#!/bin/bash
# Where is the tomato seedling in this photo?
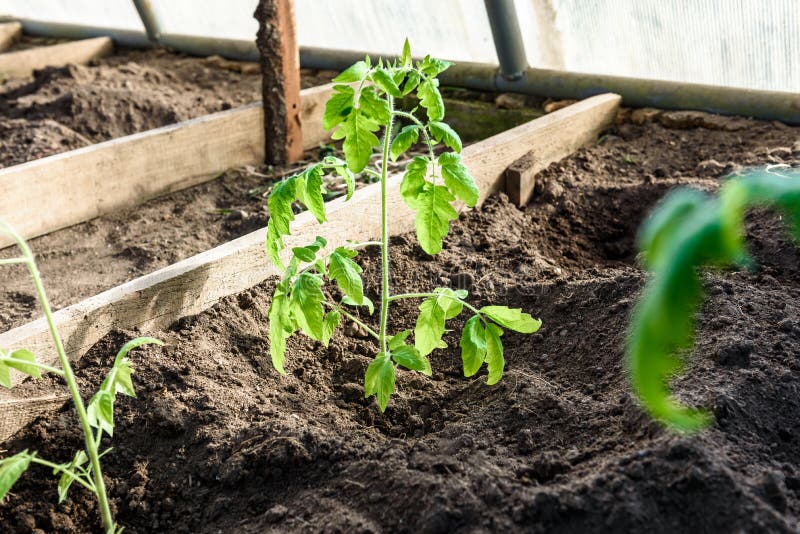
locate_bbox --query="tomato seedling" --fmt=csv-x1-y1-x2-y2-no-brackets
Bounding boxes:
628,169,800,432
266,41,541,410
0,222,162,534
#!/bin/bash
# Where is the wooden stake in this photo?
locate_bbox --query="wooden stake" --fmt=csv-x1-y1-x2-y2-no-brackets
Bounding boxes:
0,36,113,79
0,94,621,441
0,83,339,249
505,93,621,207
254,0,303,164
0,22,22,53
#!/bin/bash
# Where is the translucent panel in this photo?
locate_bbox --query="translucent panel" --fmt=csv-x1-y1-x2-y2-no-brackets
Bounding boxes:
0,0,144,31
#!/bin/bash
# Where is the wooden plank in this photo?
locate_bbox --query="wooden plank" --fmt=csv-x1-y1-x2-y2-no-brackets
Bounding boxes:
256,0,303,164
0,83,339,249
505,93,621,207
0,36,113,78
0,94,621,441
0,22,22,53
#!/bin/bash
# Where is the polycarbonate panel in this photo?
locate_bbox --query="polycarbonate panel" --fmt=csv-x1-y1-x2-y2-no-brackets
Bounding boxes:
0,0,144,31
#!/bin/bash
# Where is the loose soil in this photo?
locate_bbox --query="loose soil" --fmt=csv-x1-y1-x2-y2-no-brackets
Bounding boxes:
1,109,799,532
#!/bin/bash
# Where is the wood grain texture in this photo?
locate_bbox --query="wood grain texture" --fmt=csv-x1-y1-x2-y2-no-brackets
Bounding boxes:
0,22,22,53
504,93,621,206
0,95,620,442
0,36,113,78
0,83,338,249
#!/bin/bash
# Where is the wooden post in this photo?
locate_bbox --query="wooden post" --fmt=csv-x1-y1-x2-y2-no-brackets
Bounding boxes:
254,0,303,164
0,22,22,53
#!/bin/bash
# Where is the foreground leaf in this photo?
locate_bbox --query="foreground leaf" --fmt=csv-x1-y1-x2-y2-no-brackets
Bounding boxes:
269,282,294,374
484,323,505,385
329,248,364,304
418,78,445,121
429,121,462,153
392,345,432,376
56,450,88,504
390,125,420,161
481,306,542,333
460,316,487,376
290,273,326,341
323,85,355,130
412,183,458,255
3,349,42,380
0,451,32,501
439,152,479,207
364,352,396,412
334,60,369,83
414,298,447,356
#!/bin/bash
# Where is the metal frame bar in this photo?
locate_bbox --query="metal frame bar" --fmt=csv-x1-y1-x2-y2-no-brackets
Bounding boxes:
483,0,528,80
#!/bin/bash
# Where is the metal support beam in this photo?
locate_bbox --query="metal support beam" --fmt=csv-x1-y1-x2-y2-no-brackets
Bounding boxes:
483,0,528,80
132,0,163,43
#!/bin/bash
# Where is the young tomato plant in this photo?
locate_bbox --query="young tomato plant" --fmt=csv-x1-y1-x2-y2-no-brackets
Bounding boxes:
628,169,800,432
266,40,541,411
0,222,162,534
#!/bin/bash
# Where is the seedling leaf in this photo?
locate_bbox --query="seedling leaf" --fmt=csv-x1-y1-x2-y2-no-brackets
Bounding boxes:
392,345,432,376
460,315,487,376
484,323,505,385
390,125,420,162
480,306,542,333
439,152,479,207
329,248,364,304
429,121,462,153
0,450,32,501
364,352,395,412
414,298,447,356
418,78,445,121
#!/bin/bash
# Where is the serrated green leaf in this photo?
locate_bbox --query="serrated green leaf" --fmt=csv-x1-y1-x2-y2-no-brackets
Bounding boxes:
429,121,462,153
364,352,396,412
269,283,294,374
57,450,88,504
329,249,364,304
390,125,419,162
266,177,298,267
342,295,375,315
323,85,355,130
433,287,463,319
372,68,402,97
322,310,341,346
414,298,447,356
402,69,421,95
292,247,317,262
460,315,487,377
412,183,458,255
484,323,504,385
439,152,479,207
419,56,453,77
388,330,412,351
392,345,432,376
298,167,327,223
418,78,445,121
454,289,468,299
336,111,380,173
87,390,115,436
290,273,326,341
4,349,41,379
400,156,428,204
480,306,542,333
0,361,9,389
359,86,391,123
0,451,32,501
333,165,356,200
400,38,412,67
334,60,369,83
115,337,163,362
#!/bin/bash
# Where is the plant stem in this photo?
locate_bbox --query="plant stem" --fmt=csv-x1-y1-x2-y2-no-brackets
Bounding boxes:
29,457,96,493
1,357,65,377
0,257,28,266
388,292,483,316
378,96,396,354
322,301,379,340
5,228,116,534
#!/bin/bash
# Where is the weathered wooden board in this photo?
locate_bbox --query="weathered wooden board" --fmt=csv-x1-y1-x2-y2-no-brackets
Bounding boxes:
0,22,22,53
0,94,621,441
505,93,621,206
0,36,113,78
0,83,338,249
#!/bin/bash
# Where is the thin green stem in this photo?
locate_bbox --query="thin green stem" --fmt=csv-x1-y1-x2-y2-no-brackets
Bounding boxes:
1,357,65,377
1,224,116,534
0,257,28,266
323,301,380,340
378,97,396,354
29,456,96,493
388,292,483,316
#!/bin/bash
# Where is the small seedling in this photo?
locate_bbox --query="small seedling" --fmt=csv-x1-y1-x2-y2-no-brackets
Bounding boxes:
265,40,541,411
0,222,162,533
628,169,800,432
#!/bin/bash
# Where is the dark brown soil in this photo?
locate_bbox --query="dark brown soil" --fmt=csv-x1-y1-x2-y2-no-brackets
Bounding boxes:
1,112,799,532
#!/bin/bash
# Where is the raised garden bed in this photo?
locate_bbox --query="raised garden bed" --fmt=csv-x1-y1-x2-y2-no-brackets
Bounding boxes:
1,97,799,533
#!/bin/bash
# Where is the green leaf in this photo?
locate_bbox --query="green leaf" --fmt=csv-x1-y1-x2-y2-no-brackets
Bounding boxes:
418,78,445,121
0,451,32,501
434,287,464,319
57,450,88,504
333,165,356,200
429,121,462,153
414,298,447,356
329,248,364,304
293,246,317,263
0,361,9,389
266,177,298,267
359,86,391,123
402,69,421,95
372,68,402,97
322,310,341,346
115,337,163,361
439,152,479,207
412,183,459,255
4,349,41,379
364,352,396,412
484,323,504,385
336,111,380,173
390,125,420,162
480,306,542,333
269,282,295,374
419,56,453,77
298,167,327,223
342,295,375,315
87,390,115,436
388,330,412,351
460,316,487,377
334,60,369,83
392,345,432,376
400,38,412,67
400,156,428,204
290,273,326,341
323,85,355,130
